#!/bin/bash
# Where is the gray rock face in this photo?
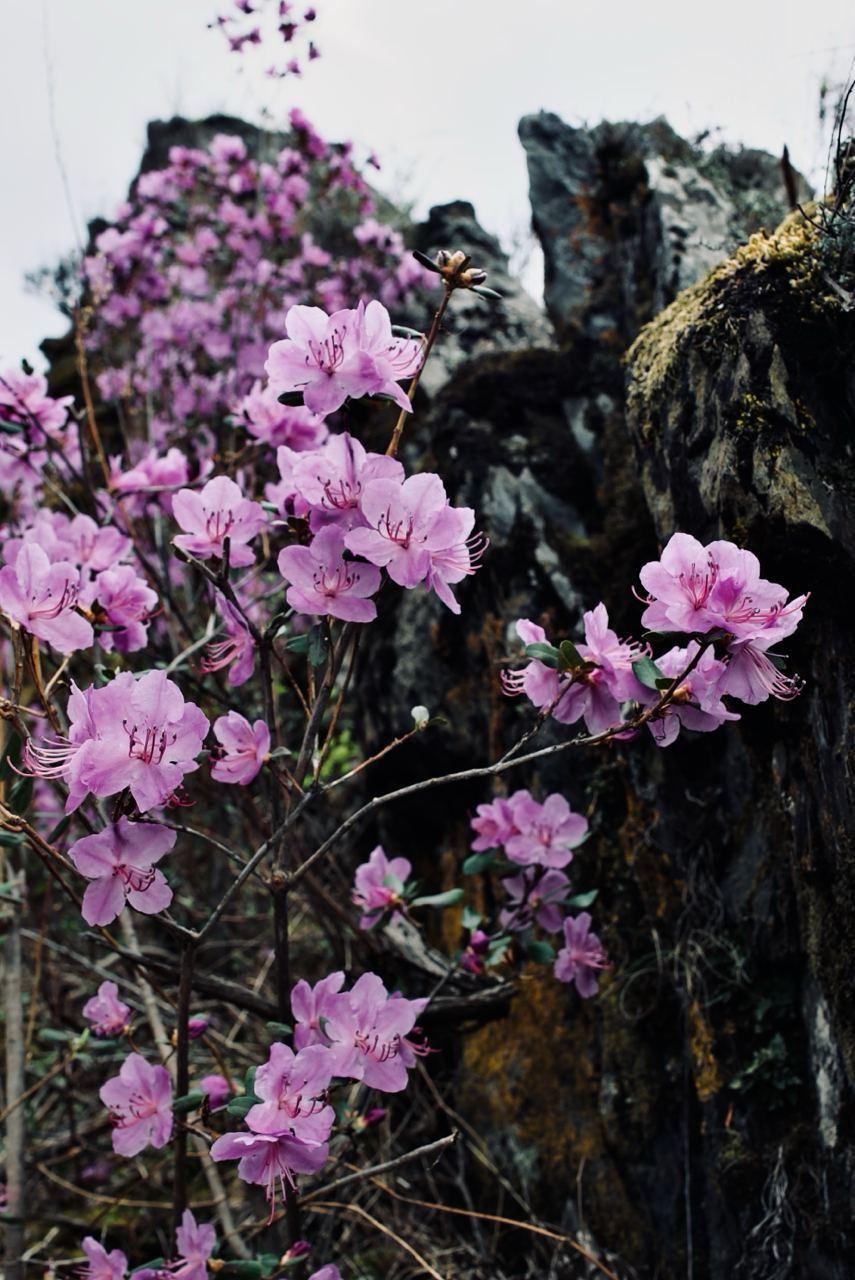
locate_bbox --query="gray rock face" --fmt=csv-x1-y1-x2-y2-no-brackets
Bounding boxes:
518,111,806,339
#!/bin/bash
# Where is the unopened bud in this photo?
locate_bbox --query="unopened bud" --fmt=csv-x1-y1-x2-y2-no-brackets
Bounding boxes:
411,705,430,728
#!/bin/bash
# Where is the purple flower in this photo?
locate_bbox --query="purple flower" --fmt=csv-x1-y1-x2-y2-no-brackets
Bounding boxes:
291,971,346,1050
187,1016,209,1040
309,1269,343,1280
644,641,740,747
638,533,808,648
554,913,609,997
160,1210,216,1280
265,304,378,416
345,473,483,613
173,475,266,567
500,868,571,934
551,603,647,733
210,711,270,785
352,845,412,929
200,1074,231,1109
93,566,157,653
24,669,209,814
99,1052,173,1156
245,1042,335,1137
200,596,256,686
64,515,131,573
460,929,491,975
501,619,563,709
0,542,93,654
352,298,423,411
503,791,588,870
278,526,381,622
77,1238,127,1280
83,981,131,1037
210,1128,329,1206
470,796,516,852
68,819,175,926
290,431,403,532
324,973,429,1092
238,379,329,449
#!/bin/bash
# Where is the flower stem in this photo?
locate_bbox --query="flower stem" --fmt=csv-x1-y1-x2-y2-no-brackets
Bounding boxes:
385,284,453,458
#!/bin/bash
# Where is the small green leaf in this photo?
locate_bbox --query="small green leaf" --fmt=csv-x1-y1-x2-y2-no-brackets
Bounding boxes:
277,390,306,407
524,641,561,669
470,284,502,300
462,850,496,875
565,889,599,909
38,1028,72,1044
130,1259,165,1275
654,676,675,690
172,1089,204,1115
410,888,464,909
226,1095,257,1118
461,906,482,930
523,938,556,964
265,1021,293,1038
559,639,585,670
632,656,666,690
308,625,328,668
487,937,512,965
284,633,310,655
412,248,442,273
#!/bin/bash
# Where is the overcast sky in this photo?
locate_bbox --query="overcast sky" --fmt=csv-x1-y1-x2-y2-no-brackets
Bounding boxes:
3,0,854,367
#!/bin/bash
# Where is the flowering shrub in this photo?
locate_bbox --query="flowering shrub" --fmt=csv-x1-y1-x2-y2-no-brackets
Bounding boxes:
0,9,810,1278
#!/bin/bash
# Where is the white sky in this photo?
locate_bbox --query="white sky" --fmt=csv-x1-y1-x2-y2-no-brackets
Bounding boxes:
3,0,855,367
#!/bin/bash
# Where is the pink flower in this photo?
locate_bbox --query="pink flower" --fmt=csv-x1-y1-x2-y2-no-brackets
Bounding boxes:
352,846,412,929
238,379,329,449
200,597,256,686
501,619,563,709
309,1269,343,1280
24,670,209,814
63,515,131,573
716,637,805,704
554,913,609,997
200,1074,231,1109
345,473,483,613
470,796,516,852
351,298,423,411
209,1128,329,1205
291,971,346,1050
173,475,266,567
638,534,808,647
210,711,270,784
290,431,403,532
644,641,740,747
550,604,647,733
0,542,94,654
93,566,157,653
500,868,571,934
460,929,491,975
83,981,131,1037
68,819,175,926
187,1016,209,1039
324,973,429,1092
110,447,190,517
503,792,588,869
265,304,378,416
77,1238,127,1280
278,526,381,622
245,1042,335,1137
99,1052,173,1156
137,1210,215,1280
0,367,73,437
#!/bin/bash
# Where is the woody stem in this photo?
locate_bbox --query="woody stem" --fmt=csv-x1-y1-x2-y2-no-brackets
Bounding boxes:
385,283,453,458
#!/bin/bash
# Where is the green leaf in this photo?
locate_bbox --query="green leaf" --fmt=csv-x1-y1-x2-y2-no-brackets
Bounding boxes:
565,889,599,910
37,1028,72,1044
412,248,442,273
410,888,464,909
244,1065,257,1095
277,390,306,407
308,624,328,668
462,850,497,875
265,1021,293,1038
559,639,585,670
130,1259,165,1275
654,676,675,690
523,938,556,964
486,937,512,965
45,814,73,844
284,633,310,655
226,1095,257,1118
172,1089,204,1115
524,641,561,669
632,656,666,690
461,906,482,930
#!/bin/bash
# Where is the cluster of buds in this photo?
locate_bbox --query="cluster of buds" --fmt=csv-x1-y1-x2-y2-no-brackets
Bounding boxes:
413,248,501,299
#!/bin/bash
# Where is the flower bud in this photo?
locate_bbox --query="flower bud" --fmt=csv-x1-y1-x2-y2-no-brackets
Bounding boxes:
411,705,430,728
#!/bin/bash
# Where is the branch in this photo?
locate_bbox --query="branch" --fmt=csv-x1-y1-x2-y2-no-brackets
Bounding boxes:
302,1131,457,1202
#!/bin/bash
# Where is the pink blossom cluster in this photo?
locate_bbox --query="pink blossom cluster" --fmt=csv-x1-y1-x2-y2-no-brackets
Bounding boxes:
77,1210,214,1280
0,366,79,512
0,510,156,656
211,971,428,1207
351,845,412,928
83,119,426,440
503,536,807,747
466,789,607,997
210,0,320,79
